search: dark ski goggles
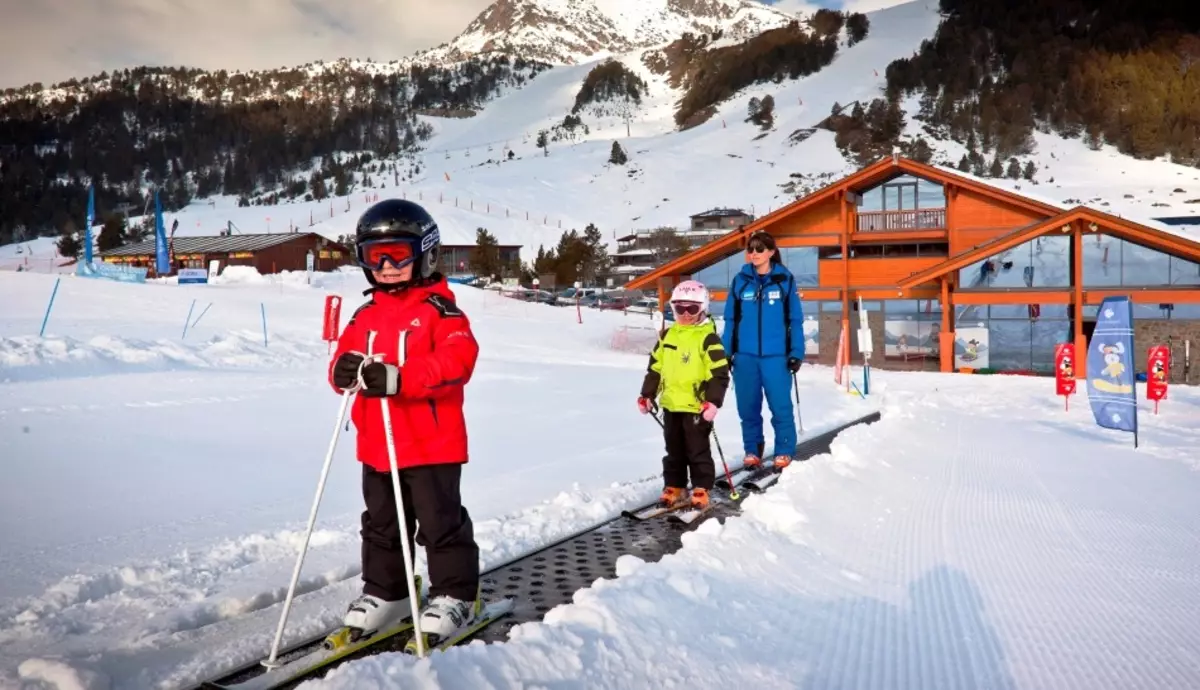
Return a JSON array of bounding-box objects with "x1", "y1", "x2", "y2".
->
[
  {"x1": 357, "y1": 238, "x2": 416, "y2": 270},
  {"x1": 671, "y1": 302, "x2": 702, "y2": 316}
]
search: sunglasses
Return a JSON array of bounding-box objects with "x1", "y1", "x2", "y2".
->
[
  {"x1": 746, "y1": 244, "x2": 770, "y2": 254},
  {"x1": 672, "y1": 302, "x2": 702, "y2": 316},
  {"x1": 357, "y1": 239, "x2": 415, "y2": 271}
]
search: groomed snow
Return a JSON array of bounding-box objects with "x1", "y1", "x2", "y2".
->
[
  {"x1": 304, "y1": 372, "x2": 1200, "y2": 690},
  {"x1": 0, "y1": 268, "x2": 875, "y2": 689}
]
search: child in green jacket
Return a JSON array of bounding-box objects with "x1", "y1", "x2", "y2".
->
[{"x1": 637, "y1": 280, "x2": 731, "y2": 509}]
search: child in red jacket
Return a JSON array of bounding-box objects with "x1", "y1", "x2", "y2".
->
[{"x1": 328, "y1": 199, "x2": 481, "y2": 641}]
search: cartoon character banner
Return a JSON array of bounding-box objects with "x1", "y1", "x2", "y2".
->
[
  {"x1": 954, "y1": 326, "x2": 989, "y2": 369},
  {"x1": 1146, "y1": 345, "x2": 1169, "y2": 403},
  {"x1": 1086, "y1": 296, "x2": 1138, "y2": 442},
  {"x1": 1055, "y1": 342, "x2": 1076, "y2": 398}
]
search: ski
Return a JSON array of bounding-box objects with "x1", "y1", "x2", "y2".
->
[
  {"x1": 743, "y1": 470, "x2": 781, "y2": 492},
  {"x1": 715, "y1": 467, "x2": 756, "y2": 491},
  {"x1": 403, "y1": 597, "x2": 516, "y2": 655},
  {"x1": 201, "y1": 617, "x2": 417, "y2": 690},
  {"x1": 667, "y1": 500, "x2": 720, "y2": 525},
  {"x1": 622, "y1": 499, "x2": 691, "y2": 521}
]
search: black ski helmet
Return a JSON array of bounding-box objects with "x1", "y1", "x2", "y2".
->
[{"x1": 353, "y1": 199, "x2": 441, "y2": 289}]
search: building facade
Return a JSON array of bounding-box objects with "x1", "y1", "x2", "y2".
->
[
  {"x1": 628, "y1": 156, "x2": 1200, "y2": 384},
  {"x1": 439, "y1": 244, "x2": 522, "y2": 278},
  {"x1": 97, "y1": 233, "x2": 352, "y2": 275}
]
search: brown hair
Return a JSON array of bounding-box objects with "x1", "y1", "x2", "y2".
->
[{"x1": 746, "y1": 230, "x2": 782, "y2": 265}]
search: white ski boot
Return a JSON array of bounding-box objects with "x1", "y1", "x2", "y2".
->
[
  {"x1": 342, "y1": 588, "x2": 418, "y2": 632},
  {"x1": 417, "y1": 595, "x2": 478, "y2": 640}
]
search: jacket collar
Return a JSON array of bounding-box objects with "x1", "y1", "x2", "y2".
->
[{"x1": 738, "y1": 262, "x2": 788, "y2": 283}]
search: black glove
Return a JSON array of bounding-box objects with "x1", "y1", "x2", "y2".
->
[
  {"x1": 333, "y1": 352, "x2": 365, "y2": 389},
  {"x1": 787, "y1": 357, "x2": 801, "y2": 373},
  {"x1": 360, "y1": 361, "x2": 400, "y2": 398}
]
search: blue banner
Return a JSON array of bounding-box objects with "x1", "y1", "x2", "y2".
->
[
  {"x1": 154, "y1": 191, "x2": 170, "y2": 275},
  {"x1": 83, "y1": 185, "x2": 95, "y2": 264},
  {"x1": 76, "y1": 261, "x2": 148, "y2": 284},
  {"x1": 1085, "y1": 296, "x2": 1138, "y2": 443}
]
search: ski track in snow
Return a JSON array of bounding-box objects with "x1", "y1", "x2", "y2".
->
[{"x1": 302, "y1": 375, "x2": 1200, "y2": 690}]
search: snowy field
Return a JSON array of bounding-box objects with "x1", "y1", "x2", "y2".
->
[
  {"x1": 0, "y1": 268, "x2": 876, "y2": 689},
  {"x1": 308, "y1": 373, "x2": 1200, "y2": 690}
]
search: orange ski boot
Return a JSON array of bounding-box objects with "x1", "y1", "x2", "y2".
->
[
  {"x1": 743, "y1": 454, "x2": 763, "y2": 468},
  {"x1": 659, "y1": 486, "x2": 686, "y2": 507},
  {"x1": 773, "y1": 455, "x2": 792, "y2": 470},
  {"x1": 690, "y1": 488, "x2": 710, "y2": 510}
]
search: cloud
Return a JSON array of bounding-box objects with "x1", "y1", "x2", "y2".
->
[
  {"x1": 0, "y1": 0, "x2": 494, "y2": 89},
  {"x1": 765, "y1": 0, "x2": 831, "y2": 17}
]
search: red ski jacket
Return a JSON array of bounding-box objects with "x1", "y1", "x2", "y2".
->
[{"x1": 328, "y1": 278, "x2": 479, "y2": 471}]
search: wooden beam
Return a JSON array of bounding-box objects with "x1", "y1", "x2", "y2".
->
[
  {"x1": 1084, "y1": 288, "x2": 1200, "y2": 304},
  {"x1": 953, "y1": 289, "x2": 1073, "y2": 305},
  {"x1": 1073, "y1": 221, "x2": 1085, "y2": 379},
  {"x1": 939, "y1": 276, "x2": 954, "y2": 373},
  {"x1": 798, "y1": 288, "x2": 843, "y2": 300},
  {"x1": 850, "y1": 229, "x2": 948, "y2": 243},
  {"x1": 855, "y1": 287, "x2": 940, "y2": 300},
  {"x1": 777, "y1": 234, "x2": 841, "y2": 247},
  {"x1": 840, "y1": 191, "x2": 850, "y2": 322}
]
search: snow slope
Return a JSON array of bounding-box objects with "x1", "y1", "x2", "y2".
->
[
  {"x1": 306, "y1": 372, "x2": 1200, "y2": 690},
  {"x1": 0, "y1": 268, "x2": 875, "y2": 689},
  {"x1": 7, "y1": 2, "x2": 1197, "y2": 272}
]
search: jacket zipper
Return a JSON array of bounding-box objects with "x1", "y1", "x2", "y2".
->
[{"x1": 756, "y1": 278, "x2": 763, "y2": 357}]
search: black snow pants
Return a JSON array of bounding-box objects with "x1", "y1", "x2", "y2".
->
[
  {"x1": 661, "y1": 410, "x2": 716, "y2": 491},
  {"x1": 360, "y1": 463, "x2": 479, "y2": 603}
]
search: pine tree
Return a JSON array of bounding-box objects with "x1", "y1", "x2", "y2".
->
[
  {"x1": 1006, "y1": 158, "x2": 1021, "y2": 179},
  {"x1": 1022, "y1": 160, "x2": 1037, "y2": 181},
  {"x1": 56, "y1": 221, "x2": 81, "y2": 258},
  {"x1": 609, "y1": 141, "x2": 628, "y2": 165},
  {"x1": 96, "y1": 214, "x2": 126, "y2": 252},
  {"x1": 470, "y1": 227, "x2": 502, "y2": 279}
]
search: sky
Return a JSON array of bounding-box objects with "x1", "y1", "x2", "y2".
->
[{"x1": 0, "y1": 0, "x2": 912, "y2": 90}]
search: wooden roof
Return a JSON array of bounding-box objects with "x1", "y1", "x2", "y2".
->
[{"x1": 626, "y1": 155, "x2": 1066, "y2": 291}]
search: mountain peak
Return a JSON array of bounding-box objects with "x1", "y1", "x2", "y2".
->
[{"x1": 410, "y1": 0, "x2": 798, "y2": 66}]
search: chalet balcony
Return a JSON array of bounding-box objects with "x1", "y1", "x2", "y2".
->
[{"x1": 856, "y1": 208, "x2": 947, "y2": 233}]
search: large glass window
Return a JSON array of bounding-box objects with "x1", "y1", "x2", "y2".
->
[
  {"x1": 954, "y1": 304, "x2": 1070, "y2": 373},
  {"x1": 883, "y1": 300, "x2": 941, "y2": 366},
  {"x1": 690, "y1": 253, "x2": 743, "y2": 290},
  {"x1": 957, "y1": 235, "x2": 1071, "y2": 289},
  {"x1": 1082, "y1": 233, "x2": 1200, "y2": 286},
  {"x1": 858, "y1": 174, "x2": 945, "y2": 212},
  {"x1": 778, "y1": 247, "x2": 818, "y2": 285}
]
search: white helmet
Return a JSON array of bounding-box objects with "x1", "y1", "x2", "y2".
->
[{"x1": 669, "y1": 280, "x2": 709, "y2": 315}]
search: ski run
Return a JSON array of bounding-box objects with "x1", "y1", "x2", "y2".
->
[{"x1": 1, "y1": 268, "x2": 1198, "y2": 690}]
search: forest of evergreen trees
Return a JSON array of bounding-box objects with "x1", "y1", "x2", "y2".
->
[
  {"x1": 878, "y1": 0, "x2": 1200, "y2": 168},
  {"x1": 0, "y1": 56, "x2": 550, "y2": 245}
]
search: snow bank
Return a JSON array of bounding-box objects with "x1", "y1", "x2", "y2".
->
[{"x1": 17, "y1": 658, "x2": 111, "y2": 690}]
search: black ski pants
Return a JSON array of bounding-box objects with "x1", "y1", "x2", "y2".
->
[
  {"x1": 360, "y1": 463, "x2": 479, "y2": 603},
  {"x1": 661, "y1": 410, "x2": 715, "y2": 491}
]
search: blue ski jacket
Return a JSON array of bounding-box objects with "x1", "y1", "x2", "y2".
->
[{"x1": 721, "y1": 262, "x2": 806, "y2": 360}]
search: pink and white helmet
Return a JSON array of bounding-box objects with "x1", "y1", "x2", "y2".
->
[{"x1": 669, "y1": 280, "x2": 709, "y2": 314}]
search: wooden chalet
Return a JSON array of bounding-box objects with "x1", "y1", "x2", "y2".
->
[{"x1": 627, "y1": 155, "x2": 1200, "y2": 383}]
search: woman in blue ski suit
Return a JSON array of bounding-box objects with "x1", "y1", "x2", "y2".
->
[{"x1": 721, "y1": 230, "x2": 805, "y2": 468}]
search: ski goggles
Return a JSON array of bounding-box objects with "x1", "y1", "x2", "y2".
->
[
  {"x1": 356, "y1": 238, "x2": 416, "y2": 271},
  {"x1": 671, "y1": 301, "x2": 703, "y2": 316}
]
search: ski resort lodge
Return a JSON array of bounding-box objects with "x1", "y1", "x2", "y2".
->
[
  {"x1": 96, "y1": 232, "x2": 352, "y2": 275},
  {"x1": 627, "y1": 156, "x2": 1200, "y2": 383}
]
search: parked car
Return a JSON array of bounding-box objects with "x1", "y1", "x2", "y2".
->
[{"x1": 595, "y1": 295, "x2": 636, "y2": 310}]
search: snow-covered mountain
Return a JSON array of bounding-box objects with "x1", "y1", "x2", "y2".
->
[{"x1": 412, "y1": 0, "x2": 800, "y2": 66}]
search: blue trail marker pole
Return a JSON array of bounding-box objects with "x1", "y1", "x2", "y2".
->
[{"x1": 39, "y1": 277, "x2": 61, "y2": 337}]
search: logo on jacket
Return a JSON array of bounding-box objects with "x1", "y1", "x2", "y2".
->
[
  {"x1": 410, "y1": 318, "x2": 421, "y2": 328},
  {"x1": 681, "y1": 352, "x2": 691, "y2": 364}
]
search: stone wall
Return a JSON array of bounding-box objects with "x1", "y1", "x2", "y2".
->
[{"x1": 1133, "y1": 319, "x2": 1200, "y2": 385}]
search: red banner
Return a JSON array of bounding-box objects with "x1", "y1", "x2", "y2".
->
[
  {"x1": 1055, "y1": 343, "x2": 1076, "y2": 401},
  {"x1": 1147, "y1": 345, "x2": 1169, "y2": 403},
  {"x1": 322, "y1": 295, "x2": 343, "y2": 342}
]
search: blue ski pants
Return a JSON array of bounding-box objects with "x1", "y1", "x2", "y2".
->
[{"x1": 732, "y1": 354, "x2": 796, "y2": 458}]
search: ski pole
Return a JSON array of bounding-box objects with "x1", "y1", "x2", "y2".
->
[
  {"x1": 264, "y1": 355, "x2": 363, "y2": 669},
  {"x1": 792, "y1": 373, "x2": 804, "y2": 435},
  {"x1": 373, "y1": 329, "x2": 427, "y2": 658},
  {"x1": 711, "y1": 429, "x2": 738, "y2": 500}
]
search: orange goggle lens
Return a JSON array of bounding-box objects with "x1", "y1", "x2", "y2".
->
[{"x1": 359, "y1": 240, "x2": 414, "y2": 269}]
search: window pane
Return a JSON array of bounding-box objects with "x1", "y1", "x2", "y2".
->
[
  {"x1": 987, "y1": 319, "x2": 1033, "y2": 371},
  {"x1": 1169, "y1": 255, "x2": 1200, "y2": 286},
  {"x1": 780, "y1": 247, "x2": 819, "y2": 286},
  {"x1": 886, "y1": 299, "x2": 921, "y2": 314},
  {"x1": 802, "y1": 315, "x2": 819, "y2": 355},
  {"x1": 692, "y1": 254, "x2": 738, "y2": 290},
  {"x1": 821, "y1": 301, "x2": 843, "y2": 313},
  {"x1": 1119, "y1": 238, "x2": 1172, "y2": 286},
  {"x1": 957, "y1": 236, "x2": 1071, "y2": 289},
  {"x1": 1081, "y1": 234, "x2": 1121, "y2": 286},
  {"x1": 1032, "y1": 319, "x2": 1070, "y2": 373}
]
